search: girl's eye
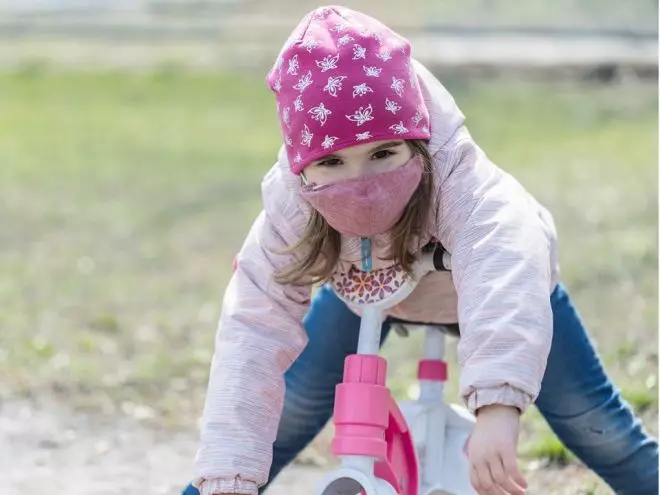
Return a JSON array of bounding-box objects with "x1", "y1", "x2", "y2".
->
[
  {"x1": 372, "y1": 149, "x2": 395, "y2": 160},
  {"x1": 317, "y1": 158, "x2": 342, "y2": 167}
]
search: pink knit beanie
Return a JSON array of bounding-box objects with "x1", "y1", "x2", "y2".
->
[{"x1": 266, "y1": 5, "x2": 431, "y2": 175}]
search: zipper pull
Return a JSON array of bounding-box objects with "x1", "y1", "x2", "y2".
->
[{"x1": 360, "y1": 237, "x2": 372, "y2": 272}]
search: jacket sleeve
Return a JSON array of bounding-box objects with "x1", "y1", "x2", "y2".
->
[
  {"x1": 435, "y1": 129, "x2": 555, "y2": 415},
  {"x1": 193, "y1": 194, "x2": 311, "y2": 494}
]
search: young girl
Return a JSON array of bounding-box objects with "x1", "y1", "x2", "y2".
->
[{"x1": 184, "y1": 6, "x2": 658, "y2": 495}]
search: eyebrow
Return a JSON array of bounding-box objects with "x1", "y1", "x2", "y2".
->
[{"x1": 314, "y1": 140, "x2": 405, "y2": 162}]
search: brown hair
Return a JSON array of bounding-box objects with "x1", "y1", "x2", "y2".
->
[{"x1": 274, "y1": 139, "x2": 437, "y2": 286}]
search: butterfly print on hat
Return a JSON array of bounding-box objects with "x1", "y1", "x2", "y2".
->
[
  {"x1": 294, "y1": 71, "x2": 313, "y2": 92},
  {"x1": 293, "y1": 94, "x2": 304, "y2": 112},
  {"x1": 316, "y1": 54, "x2": 340, "y2": 72},
  {"x1": 322, "y1": 135, "x2": 339, "y2": 149},
  {"x1": 389, "y1": 121, "x2": 408, "y2": 134},
  {"x1": 286, "y1": 54, "x2": 299, "y2": 75},
  {"x1": 301, "y1": 124, "x2": 314, "y2": 147},
  {"x1": 363, "y1": 66, "x2": 382, "y2": 77},
  {"x1": 352, "y1": 83, "x2": 373, "y2": 98},
  {"x1": 346, "y1": 104, "x2": 374, "y2": 126},
  {"x1": 282, "y1": 106, "x2": 291, "y2": 126},
  {"x1": 385, "y1": 98, "x2": 401, "y2": 114},
  {"x1": 376, "y1": 49, "x2": 392, "y2": 62},
  {"x1": 352, "y1": 44, "x2": 367, "y2": 60},
  {"x1": 324, "y1": 75, "x2": 347, "y2": 97},
  {"x1": 312, "y1": 6, "x2": 333, "y2": 19},
  {"x1": 412, "y1": 108, "x2": 423, "y2": 126},
  {"x1": 308, "y1": 103, "x2": 332, "y2": 126},
  {"x1": 390, "y1": 77, "x2": 405, "y2": 97},
  {"x1": 302, "y1": 38, "x2": 320, "y2": 52},
  {"x1": 337, "y1": 34, "x2": 354, "y2": 47},
  {"x1": 331, "y1": 21, "x2": 348, "y2": 33}
]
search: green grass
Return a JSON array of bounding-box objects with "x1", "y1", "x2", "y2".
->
[
  {"x1": 524, "y1": 431, "x2": 574, "y2": 466},
  {"x1": 1, "y1": 66, "x2": 657, "y2": 461}
]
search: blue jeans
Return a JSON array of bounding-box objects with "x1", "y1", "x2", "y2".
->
[{"x1": 183, "y1": 283, "x2": 658, "y2": 495}]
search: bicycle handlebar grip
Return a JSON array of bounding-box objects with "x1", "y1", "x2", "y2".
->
[{"x1": 331, "y1": 355, "x2": 391, "y2": 459}]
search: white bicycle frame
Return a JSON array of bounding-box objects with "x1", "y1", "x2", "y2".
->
[{"x1": 316, "y1": 248, "x2": 476, "y2": 495}]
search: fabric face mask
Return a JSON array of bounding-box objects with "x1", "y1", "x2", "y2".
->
[{"x1": 299, "y1": 154, "x2": 424, "y2": 237}]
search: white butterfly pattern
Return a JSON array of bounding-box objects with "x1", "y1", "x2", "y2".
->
[
  {"x1": 346, "y1": 104, "x2": 374, "y2": 126},
  {"x1": 376, "y1": 49, "x2": 392, "y2": 62},
  {"x1": 294, "y1": 152, "x2": 302, "y2": 164},
  {"x1": 355, "y1": 131, "x2": 372, "y2": 141},
  {"x1": 285, "y1": 135, "x2": 293, "y2": 146},
  {"x1": 389, "y1": 121, "x2": 408, "y2": 135},
  {"x1": 324, "y1": 75, "x2": 347, "y2": 97},
  {"x1": 313, "y1": 7, "x2": 333, "y2": 19},
  {"x1": 372, "y1": 32, "x2": 383, "y2": 45},
  {"x1": 294, "y1": 71, "x2": 313, "y2": 93},
  {"x1": 286, "y1": 54, "x2": 299, "y2": 76},
  {"x1": 293, "y1": 94, "x2": 304, "y2": 112},
  {"x1": 273, "y1": 76, "x2": 282, "y2": 92},
  {"x1": 385, "y1": 98, "x2": 401, "y2": 114},
  {"x1": 331, "y1": 21, "x2": 347, "y2": 33},
  {"x1": 363, "y1": 66, "x2": 382, "y2": 77},
  {"x1": 302, "y1": 38, "x2": 320, "y2": 53},
  {"x1": 412, "y1": 109, "x2": 423, "y2": 126},
  {"x1": 352, "y1": 83, "x2": 373, "y2": 98},
  {"x1": 282, "y1": 106, "x2": 291, "y2": 126},
  {"x1": 316, "y1": 54, "x2": 340, "y2": 72},
  {"x1": 322, "y1": 135, "x2": 339, "y2": 150},
  {"x1": 352, "y1": 44, "x2": 367, "y2": 60},
  {"x1": 301, "y1": 124, "x2": 314, "y2": 147},
  {"x1": 390, "y1": 77, "x2": 405, "y2": 97},
  {"x1": 337, "y1": 34, "x2": 354, "y2": 47},
  {"x1": 308, "y1": 103, "x2": 332, "y2": 126}
]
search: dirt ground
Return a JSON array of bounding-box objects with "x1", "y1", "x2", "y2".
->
[{"x1": 2, "y1": 397, "x2": 613, "y2": 495}]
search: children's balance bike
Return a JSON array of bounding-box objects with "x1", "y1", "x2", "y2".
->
[{"x1": 317, "y1": 244, "x2": 476, "y2": 495}]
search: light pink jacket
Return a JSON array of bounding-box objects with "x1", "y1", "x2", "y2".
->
[{"x1": 194, "y1": 61, "x2": 560, "y2": 495}]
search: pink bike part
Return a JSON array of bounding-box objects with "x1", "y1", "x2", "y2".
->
[
  {"x1": 332, "y1": 355, "x2": 390, "y2": 458},
  {"x1": 417, "y1": 359, "x2": 448, "y2": 381},
  {"x1": 373, "y1": 396, "x2": 420, "y2": 495},
  {"x1": 331, "y1": 355, "x2": 419, "y2": 495}
]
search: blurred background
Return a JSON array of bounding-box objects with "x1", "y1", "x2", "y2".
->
[{"x1": 0, "y1": 1, "x2": 657, "y2": 494}]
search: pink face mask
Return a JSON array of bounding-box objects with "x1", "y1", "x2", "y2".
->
[{"x1": 299, "y1": 155, "x2": 424, "y2": 237}]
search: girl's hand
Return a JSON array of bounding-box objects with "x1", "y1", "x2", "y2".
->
[{"x1": 467, "y1": 404, "x2": 528, "y2": 495}]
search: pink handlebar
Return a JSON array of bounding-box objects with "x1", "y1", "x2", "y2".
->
[
  {"x1": 331, "y1": 355, "x2": 420, "y2": 495},
  {"x1": 331, "y1": 355, "x2": 390, "y2": 459}
]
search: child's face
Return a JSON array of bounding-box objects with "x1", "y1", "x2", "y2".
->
[{"x1": 302, "y1": 140, "x2": 412, "y2": 186}]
